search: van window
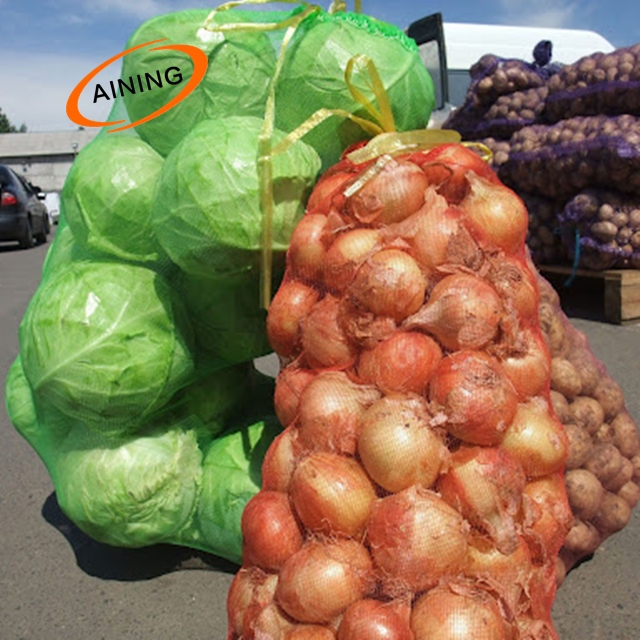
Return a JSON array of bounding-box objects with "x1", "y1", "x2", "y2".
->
[{"x1": 448, "y1": 70, "x2": 472, "y2": 107}]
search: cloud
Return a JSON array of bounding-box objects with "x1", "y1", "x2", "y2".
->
[{"x1": 496, "y1": 0, "x2": 580, "y2": 29}]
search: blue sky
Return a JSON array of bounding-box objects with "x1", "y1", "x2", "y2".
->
[{"x1": 1, "y1": 0, "x2": 639, "y2": 131}]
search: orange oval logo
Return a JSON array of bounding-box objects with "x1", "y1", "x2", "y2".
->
[{"x1": 66, "y1": 39, "x2": 209, "y2": 133}]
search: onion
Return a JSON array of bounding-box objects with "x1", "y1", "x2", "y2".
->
[
  {"x1": 337, "y1": 599, "x2": 413, "y2": 640},
  {"x1": 324, "y1": 229, "x2": 382, "y2": 293},
  {"x1": 254, "y1": 602, "x2": 295, "y2": 639},
  {"x1": 347, "y1": 159, "x2": 429, "y2": 224},
  {"x1": 358, "y1": 394, "x2": 445, "y2": 493},
  {"x1": 285, "y1": 625, "x2": 337, "y2": 639},
  {"x1": 261, "y1": 427, "x2": 303, "y2": 493},
  {"x1": 348, "y1": 249, "x2": 427, "y2": 322},
  {"x1": 276, "y1": 539, "x2": 373, "y2": 624},
  {"x1": 499, "y1": 329, "x2": 551, "y2": 400},
  {"x1": 465, "y1": 534, "x2": 533, "y2": 613},
  {"x1": 428, "y1": 351, "x2": 518, "y2": 446},
  {"x1": 290, "y1": 452, "x2": 377, "y2": 538},
  {"x1": 267, "y1": 281, "x2": 319, "y2": 358},
  {"x1": 367, "y1": 486, "x2": 468, "y2": 594},
  {"x1": 404, "y1": 273, "x2": 503, "y2": 351},
  {"x1": 307, "y1": 171, "x2": 354, "y2": 215},
  {"x1": 523, "y1": 474, "x2": 572, "y2": 562},
  {"x1": 301, "y1": 295, "x2": 357, "y2": 369},
  {"x1": 297, "y1": 371, "x2": 379, "y2": 455},
  {"x1": 488, "y1": 256, "x2": 539, "y2": 319},
  {"x1": 227, "y1": 568, "x2": 278, "y2": 638},
  {"x1": 420, "y1": 143, "x2": 501, "y2": 204},
  {"x1": 410, "y1": 582, "x2": 509, "y2": 640},
  {"x1": 289, "y1": 213, "x2": 329, "y2": 283},
  {"x1": 501, "y1": 398, "x2": 569, "y2": 477},
  {"x1": 460, "y1": 172, "x2": 529, "y2": 254},
  {"x1": 241, "y1": 491, "x2": 303, "y2": 571},
  {"x1": 438, "y1": 446, "x2": 525, "y2": 554},
  {"x1": 274, "y1": 367, "x2": 317, "y2": 428},
  {"x1": 337, "y1": 300, "x2": 397, "y2": 350},
  {"x1": 355, "y1": 331, "x2": 442, "y2": 395}
]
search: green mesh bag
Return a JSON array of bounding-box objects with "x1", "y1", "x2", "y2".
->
[
  {"x1": 5, "y1": 2, "x2": 437, "y2": 565},
  {"x1": 274, "y1": 9, "x2": 436, "y2": 169},
  {"x1": 121, "y1": 8, "x2": 277, "y2": 157}
]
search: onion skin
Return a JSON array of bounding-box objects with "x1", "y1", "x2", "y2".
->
[
  {"x1": 290, "y1": 452, "x2": 377, "y2": 538},
  {"x1": 242, "y1": 491, "x2": 303, "y2": 571},
  {"x1": 429, "y1": 351, "x2": 519, "y2": 446},
  {"x1": 405, "y1": 273, "x2": 503, "y2": 351},
  {"x1": 301, "y1": 294, "x2": 357, "y2": 370},
  {"x1": 420, "y1": 143, "x2": 501, "y2": 204},
  {"x1": 460, "y1": 172, "x2": 529, "y2": 254},
  {"x1": 355, "y1": 331, "x2": 442, "y2": 395},
  {"x1": 289, "y1": 213, "x2": 328, "y2": 283},
  {"x1": 438, "y1": 446, "x2": 525, "y2": 554},
  {"x1": 347, "y1": 160, "x2": 429, "y2": 224},
  {"x1": 227, "y1": 569, "x2": 278, "y2": 639},
  {"x1": 285, "y1": 625, "x2": 337, "y2": 639},
  {"x1": 267, "y1": 281, "x2": 319, "y2": 358},
  {"x1": 261, "y1": 427, "x2": 303, "y2": 493},
  {"x1": 337, "y1": 599, "x2": 413, "y2": 640},
  {"x1": 276, "y1": 540, "x2": 373, "y2": 624},
  {"x1": 297, "y1": 371, "x2": 380, "y2": 455},
  {"x1": 274, "y1": 367, "x2": 317, "y2": 428},
  {"x1": 348, "y1": 249, "x2": 427, "y2": 323},
  {"x1": 307, "y1": 171, "x2": 355, "y2": 216},
  {"x1": 501, "y1": 398, "x2": 569, "y2": 477},
  {"x1": 358, "y1": 394, "x2": 446, "y2": 493},
  {"x1": 367, "y1": 486, "x2": 469, "y2": 594},
  {"x1": 410, "y1": 582, "x2": 509, "y2": 640},
  {"x1": 500, "y1": 329, "x2": 551, "y2": 400},
  {"x1": 324, "y1": 228, "x2": 382, "y2": 293}
]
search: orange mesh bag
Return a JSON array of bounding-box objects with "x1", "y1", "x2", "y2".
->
[{"x1": 227, "y1": 142, "x2": 573, "y2": 639}]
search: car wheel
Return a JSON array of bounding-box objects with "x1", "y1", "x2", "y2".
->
[
  {"x1": 36, "y1": 215, "x2": 49, "y2": 244},
  {"x1": 19, "y1": 219, "x2": 35, "y2": 249}
]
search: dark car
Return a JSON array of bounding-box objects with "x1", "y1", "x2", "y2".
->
[{"x1": 0, "y1": 164, "x2": 50, "y2": 249}]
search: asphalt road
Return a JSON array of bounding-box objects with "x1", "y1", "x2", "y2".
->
[{"x1": 1, "y1": 229, "x2": 639, "y2": 639}]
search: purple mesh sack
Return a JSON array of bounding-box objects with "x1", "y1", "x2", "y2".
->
[
  {"x1": 522, "y1": 193, "x2": 567, "y2": 265},
  {"x1": 444, "y1": 86, "x2": 548, "y2": 140},
  {"x1": 546, "y1": 44, "x2": 640, "y2": 123},
  {"x1": 499, "y1": 115, "x2": 640, "y2": 200},
  {"x1": 560, "y1": 188, "x2": 640, "y2": 270}
]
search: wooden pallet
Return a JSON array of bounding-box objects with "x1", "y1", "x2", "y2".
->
[{"x1": 538, "y1": 265, "x2": 640, "y2": 325}]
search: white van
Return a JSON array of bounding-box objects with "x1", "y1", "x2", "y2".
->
[{"x1": 407, "y1": 14, "x2": 616, "y2": 121}]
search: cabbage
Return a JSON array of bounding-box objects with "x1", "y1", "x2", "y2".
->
[
  {"x1": 121, "y1": 9, "x2": 277, "y2": 157},
  {"x1": 152, "y1": 116, "x2": 320, "y2": 279},
  {"x1": 195, "y1": 416, "x2": 280, "y2": 564},
  {"x1": 61, "y1": 136, "x2": 165, "y2": 264},
  {"x1": 181, "y1": 271, "x2": 271, "y2": 366},
  {"x1": 19, "y1": 261, "x2": 194, "y2": 434},
  {"x1": 275, "y1": 10, "x2": 436, "y2": 169},
  {"x1": 54, "y1": 424, "x2": 203, "y2": 547}
]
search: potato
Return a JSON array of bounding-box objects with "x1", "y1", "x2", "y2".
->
[
  {"x1": 618, "y1": 481, "x2": 640, "y2": 509},
  {"x1": 584, "y1": 444, "x2": 624, "y2": 485},
  {"x1": 593, "y1": 422, "x2": 615, "y2": 445},
  {"x1": 563, "y1": 520, "x2": 601, "y2": 555},
  {"x1": 549, "y1": 390, "x2": 571, "y2": 423},
  {"x1": 591, "y1": 492, "x2": 632, "y2": 533},
  {"x1": 567, "y1": 355, "x2": 600, "y2": 396},
  {"x1": 603, "y1": 457, "x2": 634, "y2": 493},
  {"x1": 611, "y1": 412, "x2": 640, "y2": 458},
  {"x1": 632, "y1": 454, "x2": 640, "y2": 483},
  {"x1": 564, "y1": 423, "x2": 594, "y2": 470},
  {"x1": 565, "y1": 469, "x2": 604, "y2": 520},
  {"x1": 538, "y1": 304, "x2": 568, "y2": 357},
  {"x1": 551, "y1": 358, "x2": 582, "y2": 399},
  {"x1": 593, "y1": 378, "x2": 625, "y2": 420},
  {"x1": 568, "y1": 396, "x2": 605, "y2": 436}
]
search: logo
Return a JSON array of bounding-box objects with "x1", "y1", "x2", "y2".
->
[{"x1": 66, "y1": 39, "x2": 208, "y2": 133}]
